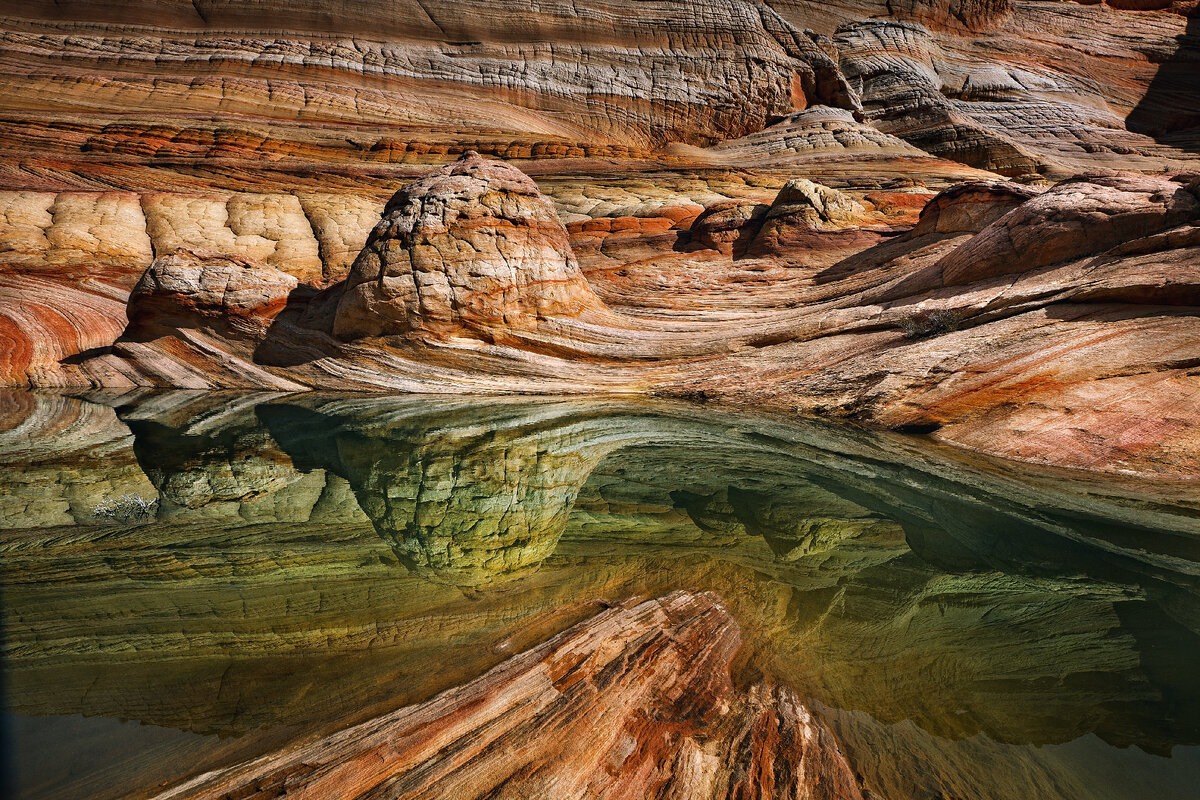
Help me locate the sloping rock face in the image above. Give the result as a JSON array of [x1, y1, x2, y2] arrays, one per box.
[[334, 152, 605, 341], [0, 0, 859, 154], [909, 180, 1042, 235], [148, 592, 865, 800], [936, 173, 1199, 285], [2, 0, 1195, 186]]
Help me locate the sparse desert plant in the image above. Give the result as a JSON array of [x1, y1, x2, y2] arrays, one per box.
[[93, 494, 157, 524], [897, 308, 967, 340]]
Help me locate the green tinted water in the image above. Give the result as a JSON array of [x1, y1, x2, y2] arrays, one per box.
[[3, 390, 1200, 799]]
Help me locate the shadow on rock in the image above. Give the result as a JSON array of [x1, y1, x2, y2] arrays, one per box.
[[1127, 8, 1200, 152]]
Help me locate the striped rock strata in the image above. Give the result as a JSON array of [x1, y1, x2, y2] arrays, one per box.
[[1, 0, 1197, 179], [334, 152, 605, 342]]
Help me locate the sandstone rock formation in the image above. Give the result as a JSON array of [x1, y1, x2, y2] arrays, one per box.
[[908, 179, 1042, 236], [2, 1, 1200, 476], [745, 177, 880, 257], [42, 153, 1194, 478], [4, 5, 1200, 795], [935, 173, 1198, 285], [334, 152, 605, 342]]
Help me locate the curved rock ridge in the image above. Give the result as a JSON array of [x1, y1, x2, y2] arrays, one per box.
[[910, 179, 1043, 236], [334, 152, 607, 342], [936, 172, 1200, 285]]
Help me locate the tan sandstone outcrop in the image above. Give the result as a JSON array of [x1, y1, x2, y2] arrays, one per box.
[[746, 177, 879, 256], [937, 173, 1199, 285], [149, 591, 865, 800]]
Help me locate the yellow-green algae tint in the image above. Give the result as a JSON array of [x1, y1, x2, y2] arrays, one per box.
[[2, 390, 1200, 799]]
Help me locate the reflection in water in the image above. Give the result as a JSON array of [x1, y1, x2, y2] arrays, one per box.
[[2, 390, 1200, 799], [257, 400, 624, 586]]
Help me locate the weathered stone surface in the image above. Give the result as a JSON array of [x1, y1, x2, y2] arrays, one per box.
[[747, 177, 880, 256], [334, 152, 606, 341], [937, 173, 1199, 285], [126, 249, 297, 335], [2, 2, 1200, 478], [910, 179, 1042, 235], [0, 190, 152, 267], [141, 192, 324, 283], [689, 200, 771, 255]]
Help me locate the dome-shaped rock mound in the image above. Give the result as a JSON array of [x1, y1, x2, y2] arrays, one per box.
[[910, 180, 1043, 237], [334, 151, 605, 342]]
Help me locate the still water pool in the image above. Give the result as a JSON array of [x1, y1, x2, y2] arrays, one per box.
[[2, 391, 1200, 799]]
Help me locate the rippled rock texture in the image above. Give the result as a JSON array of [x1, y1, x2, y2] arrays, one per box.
[[45, 154, 1200, 478]]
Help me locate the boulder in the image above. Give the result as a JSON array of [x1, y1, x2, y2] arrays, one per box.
[[911, 181, 1043, 236], [747, 178, 873, 257], [126, 249, 297, 335], [688, 200, 769, 255]]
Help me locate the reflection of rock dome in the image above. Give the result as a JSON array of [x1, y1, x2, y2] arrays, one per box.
[[7, 392, 1200, 800], [262, 400, 620, 587], [341, 426, 604, 586], [118, 393, 365, 525]]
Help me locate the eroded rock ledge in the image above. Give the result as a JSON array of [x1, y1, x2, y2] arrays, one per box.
[[151, 591, 866, 800]]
